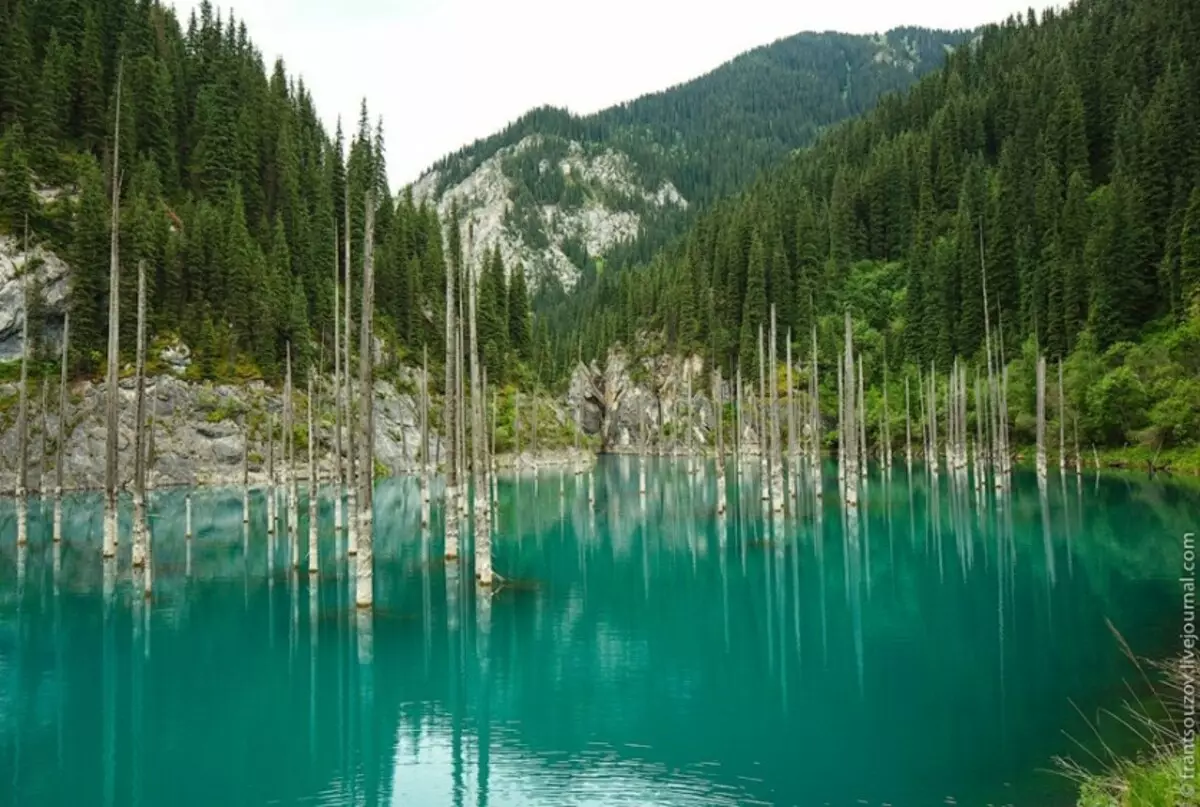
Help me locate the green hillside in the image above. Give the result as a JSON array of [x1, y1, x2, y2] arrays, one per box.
[[554, 0, 1200, 456], [417, 27, 968, 284]]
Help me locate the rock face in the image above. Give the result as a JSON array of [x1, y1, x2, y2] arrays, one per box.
[[0, 235, 70, 360], [0, 373, 447, 491], [412, 135, 687, 291], [568, 349, 719, 453], [0, 365, 599, 491]]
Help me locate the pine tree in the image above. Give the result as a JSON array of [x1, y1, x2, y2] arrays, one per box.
[[739, 231, 768, 381], [508, 261, 532, 360], [1181, 185, 1200, 313], [0, 124, 34, 233]]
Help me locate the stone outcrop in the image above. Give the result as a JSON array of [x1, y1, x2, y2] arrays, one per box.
[[412, 135, 687, 291], [0, 234, 70, 360], [568, 348, 719, 453]]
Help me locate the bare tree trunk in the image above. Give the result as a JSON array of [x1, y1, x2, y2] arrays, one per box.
[[1058, 359, 1066, 473], [345, 188, 357, 551], [842, 311, 857, 507], [103, 63, 123, 559], [810, 326, 820, 485], [735, 363, 743, 476], [333, 228, 343, 533], [685, 361, 694, 475], [132, 260, 148, 567], [758, 323, 768, 502], [769, 307, 783, 513], [444, 231, 459, 560], [883, 361, 892, 470], [356, 191, 376, 608], [308, 370, 318, 575], [904, 375, 912, 472], [267, 412, 276, 535], [54, 313, 68, 542], [16, 219, 30, 546], [286, 344, 298, 568], [530, 381, 539, 479], [467, 239, 491, 586], [714, 365, 726, 515], [786, 331, 796, 497], [420, 344, 430, 528], [857, 359, 867, 489], [1036, 355, 1047, 478]]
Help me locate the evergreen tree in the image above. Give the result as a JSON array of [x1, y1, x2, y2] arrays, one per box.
[[1181, 185, 1200, 313], [508, 261, 532, 361], [738, 231, 767, 381]]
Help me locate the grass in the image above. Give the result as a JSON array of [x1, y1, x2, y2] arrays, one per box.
[[1009, 443, 1200, 477], [1058, 626, 1193, 807]]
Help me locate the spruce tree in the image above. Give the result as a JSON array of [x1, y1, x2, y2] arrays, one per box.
[[739, 231, 767, 382], [1181, 185, 1200, 313], [508, 261, 532, 360]]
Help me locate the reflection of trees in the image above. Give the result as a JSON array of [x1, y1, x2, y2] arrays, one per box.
[[0, 463, 1195, 805]]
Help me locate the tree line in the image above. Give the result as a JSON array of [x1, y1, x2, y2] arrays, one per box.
[[546, 0, 1200, 452], [0, 0, 532, 387]]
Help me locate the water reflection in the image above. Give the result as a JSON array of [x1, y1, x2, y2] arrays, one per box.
[[0, 466, 1195, 806]]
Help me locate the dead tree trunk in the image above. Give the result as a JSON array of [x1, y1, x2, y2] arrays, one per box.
[[286, 343, 298, 568], [356, 191, 377, 608], [54, 313, 69, 542], [345, 188, 357, 551], [1036, 355, 1047, 478], [443, 227, 460, 559], [16, 219, 30, 545], [714, 365, 726, 515], [333, 227, 343, 532], [842, 311, 857, 507], [103, 62, 123, 559], [467, 239, 491, 586], [308, 370, 318, 575], [132, 260, 148, 567]]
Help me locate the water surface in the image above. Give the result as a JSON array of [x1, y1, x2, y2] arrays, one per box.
[[0, 459, 1194, 806]]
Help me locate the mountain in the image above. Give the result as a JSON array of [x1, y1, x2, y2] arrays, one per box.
[[557, 0, 1200, 455], [411, 27, 970, 292]]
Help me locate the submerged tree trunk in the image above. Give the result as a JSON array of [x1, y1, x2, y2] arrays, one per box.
[[842, 310, 858, 507], [285, 344, 296, 565], [308, 370, 318, 575], [443, 226, 460, 561], [333, 229, 343, 533], [714, 365, 726, 514], [103, 64, 124, 558], [356, 191, 377, 608], [769, 307, 783, 513], [420, 344, 430, 528], [54, 313, 69, 542], [132, 260, 148, 568], [345, 189, 357, 552], [1036, 355, 1047, 478], [467, 238, 491, 587], [16, 220, 30, 546], [810, 326, 820, 485]]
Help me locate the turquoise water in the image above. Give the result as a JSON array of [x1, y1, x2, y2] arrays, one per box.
[[0, 459, 1195, 806]]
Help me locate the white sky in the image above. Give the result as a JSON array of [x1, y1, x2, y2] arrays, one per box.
[[169, 0, 1060, 188]]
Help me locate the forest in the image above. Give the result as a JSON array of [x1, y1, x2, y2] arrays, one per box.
[[545, 0, 1200, 460], [1, 0, 1199, 460], [428, 26, 967, 280], [0, 0, 533, 386]]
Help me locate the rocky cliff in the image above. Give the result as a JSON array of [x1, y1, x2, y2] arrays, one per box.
[[0, 368, 595, 492]]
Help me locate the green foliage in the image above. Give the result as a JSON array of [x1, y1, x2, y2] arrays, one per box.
[[548, 0, 1200, 457], [0, 0, 449, 384]]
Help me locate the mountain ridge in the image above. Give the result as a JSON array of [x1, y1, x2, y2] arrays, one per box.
[[411, 25, 970, 290]]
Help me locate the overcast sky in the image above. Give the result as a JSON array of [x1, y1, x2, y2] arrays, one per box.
[[169, 0, 1059, 188]]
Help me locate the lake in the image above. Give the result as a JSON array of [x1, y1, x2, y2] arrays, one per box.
[[0, 457, 1194, 806]]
